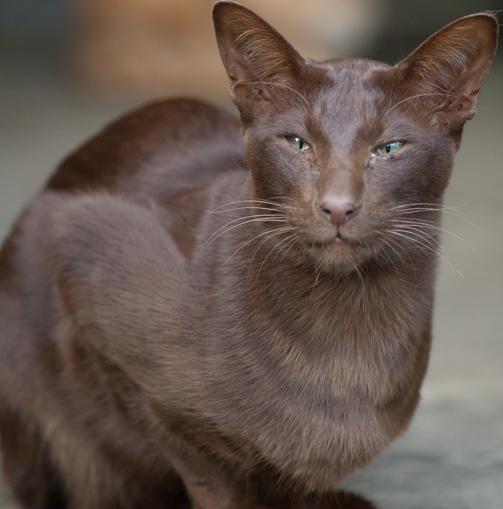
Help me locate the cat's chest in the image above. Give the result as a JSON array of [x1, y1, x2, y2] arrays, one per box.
[[210, 325, 424, 492], [201, 263, 432, 488], [216, 279, 430, 488], [236, 325, 426, 491], [253, 278, 426, 392]]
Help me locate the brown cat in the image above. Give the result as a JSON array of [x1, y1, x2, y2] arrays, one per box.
[[0, 3, 498, 509]]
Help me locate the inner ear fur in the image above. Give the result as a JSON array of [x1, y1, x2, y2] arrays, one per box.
[[213, 1, 304, 119], [397, 13, 498, 133]]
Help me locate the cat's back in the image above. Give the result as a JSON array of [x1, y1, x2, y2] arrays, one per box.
[[47, 97, 246, 200]]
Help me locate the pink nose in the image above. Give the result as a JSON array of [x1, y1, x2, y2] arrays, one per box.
[[319, 199, 357, 227]]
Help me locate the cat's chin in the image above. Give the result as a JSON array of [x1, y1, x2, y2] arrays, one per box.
[[300, 236, 372, 275]]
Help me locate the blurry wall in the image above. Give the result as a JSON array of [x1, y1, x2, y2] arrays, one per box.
[[0, 0, 71, 46], [75, 0, 383, 98], [369, 0, 503, 61], [1, 0, 502, 101]]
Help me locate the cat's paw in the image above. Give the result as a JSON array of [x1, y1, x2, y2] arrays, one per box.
[[290, 491, 377, 509]]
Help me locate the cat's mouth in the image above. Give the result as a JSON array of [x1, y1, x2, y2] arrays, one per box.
[[300, 230, 374, 268], [299, 235, 367, 273], [310, 232, 353, 247]]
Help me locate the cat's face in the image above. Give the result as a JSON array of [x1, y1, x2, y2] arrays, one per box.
[[214, 2, 498, 272], [242, 59, 458, 271]]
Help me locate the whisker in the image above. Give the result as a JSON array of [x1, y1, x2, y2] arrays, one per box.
[[210, 206, 281, 214], [210, 200, 298, 216], [201, 215, 288, 252], [277, 234, 299, 267], [395, 208, 474, 225], [378, 237, 406, 277], [310, 260, 322, 293], [393, 225, 474, 273], [388, 230, 464, 278], [239, 80, 310, 108], [211, 198, 294, 211], [391, 202, 464, 212], [390, 219, 474, 250], [255, 232, 298, 280], [203, 213, 284, 242], [352, 261, 366, 294], [247, 231, 298, 280], [270, 232, 298, 264], [391, 202, 469, 215], [223, 226, 296, 266], [390, 203, 473, 225], [391, 227, 440, 251], [385, 92, 457, 115]]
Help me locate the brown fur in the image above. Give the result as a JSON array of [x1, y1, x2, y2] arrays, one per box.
[[0, 3, 498, 508]]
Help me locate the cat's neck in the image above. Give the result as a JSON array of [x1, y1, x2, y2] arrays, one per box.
[[209, 216, 437, 352], [247, 241, 435, 314], [223, 209, 437, 303], [197, 176, 438, 341], [193, 223, 436, 406]]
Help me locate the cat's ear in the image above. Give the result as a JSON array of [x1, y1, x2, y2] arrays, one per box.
[[213, 1, 304, 121], [398, 13, 498, 135]]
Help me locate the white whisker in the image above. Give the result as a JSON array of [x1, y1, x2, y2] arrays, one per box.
[[210, 206, 280, 214], [223, 226, 295, 266], [239, 80, 310, 108], [385, 93, 457, 115], [390, 219, 474, 250], [255, 232, 298, 280], [388, 229, 464, 278], [211, 198, 297, 213], [201, 215, 288, 253]]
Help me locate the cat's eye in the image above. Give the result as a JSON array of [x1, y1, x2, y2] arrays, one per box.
[[374, 140, 404, 157], [285, 135, 311, 152]]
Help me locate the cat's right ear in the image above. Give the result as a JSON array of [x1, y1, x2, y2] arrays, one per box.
[[213, 1, 304, 122]]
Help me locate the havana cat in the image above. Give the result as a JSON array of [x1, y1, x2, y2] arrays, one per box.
[[0, 2, 498, 508]]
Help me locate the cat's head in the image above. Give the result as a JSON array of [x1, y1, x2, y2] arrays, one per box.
[[213, 2, 498, 272]]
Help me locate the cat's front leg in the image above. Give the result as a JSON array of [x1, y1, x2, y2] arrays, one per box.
[[158, 445, 257, 509], [159, 439, 375, 509]]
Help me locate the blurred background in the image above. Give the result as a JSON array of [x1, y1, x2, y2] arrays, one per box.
[[0, 0, 502, 507]]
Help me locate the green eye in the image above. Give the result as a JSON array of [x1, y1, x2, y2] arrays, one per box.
[[375, 140, 404, 157], [286, 135, 311, 152]]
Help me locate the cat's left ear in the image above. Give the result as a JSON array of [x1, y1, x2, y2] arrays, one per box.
[[398, 12, 498, 136]]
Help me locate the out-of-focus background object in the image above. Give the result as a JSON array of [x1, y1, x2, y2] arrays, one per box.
[[77, 0, 383, 97], [1, 1, 502, 508]]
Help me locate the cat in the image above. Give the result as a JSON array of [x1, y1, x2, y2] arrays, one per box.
[[0, 2, 498, 508]]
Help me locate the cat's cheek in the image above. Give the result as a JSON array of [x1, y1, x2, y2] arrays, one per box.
[[366, 154, 377, 171], [364, 159, 391, 187], [299, 151, 319, 183], [299, 159, 320, 201], [307, 158, 320, 181]]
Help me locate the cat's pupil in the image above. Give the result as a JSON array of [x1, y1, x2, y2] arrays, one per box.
[[376, 140, 403, 157], [389, 141, 401, 152], [287, 135, 309, 152]]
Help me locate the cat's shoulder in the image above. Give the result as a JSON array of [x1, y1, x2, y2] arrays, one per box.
[[47, 98, 244, 194], [95, 97, 241, 141]]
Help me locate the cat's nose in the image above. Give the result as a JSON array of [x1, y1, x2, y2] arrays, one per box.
[[319, 199, 358, 227]]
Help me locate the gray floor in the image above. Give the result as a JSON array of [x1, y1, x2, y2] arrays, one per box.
[[1, 51, 502, 508]]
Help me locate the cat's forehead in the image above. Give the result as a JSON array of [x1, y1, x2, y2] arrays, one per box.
[[304, 59, 397, 143], [313, 59, 393, 113]]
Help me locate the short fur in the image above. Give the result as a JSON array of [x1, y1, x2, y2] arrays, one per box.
[[0, 3, 498, 508]]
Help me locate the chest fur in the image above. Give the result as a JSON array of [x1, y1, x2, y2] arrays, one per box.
[[198, 265, 433, 490]]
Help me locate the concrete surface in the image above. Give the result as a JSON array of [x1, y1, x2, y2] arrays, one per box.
[[1, 51, 502, 508]]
